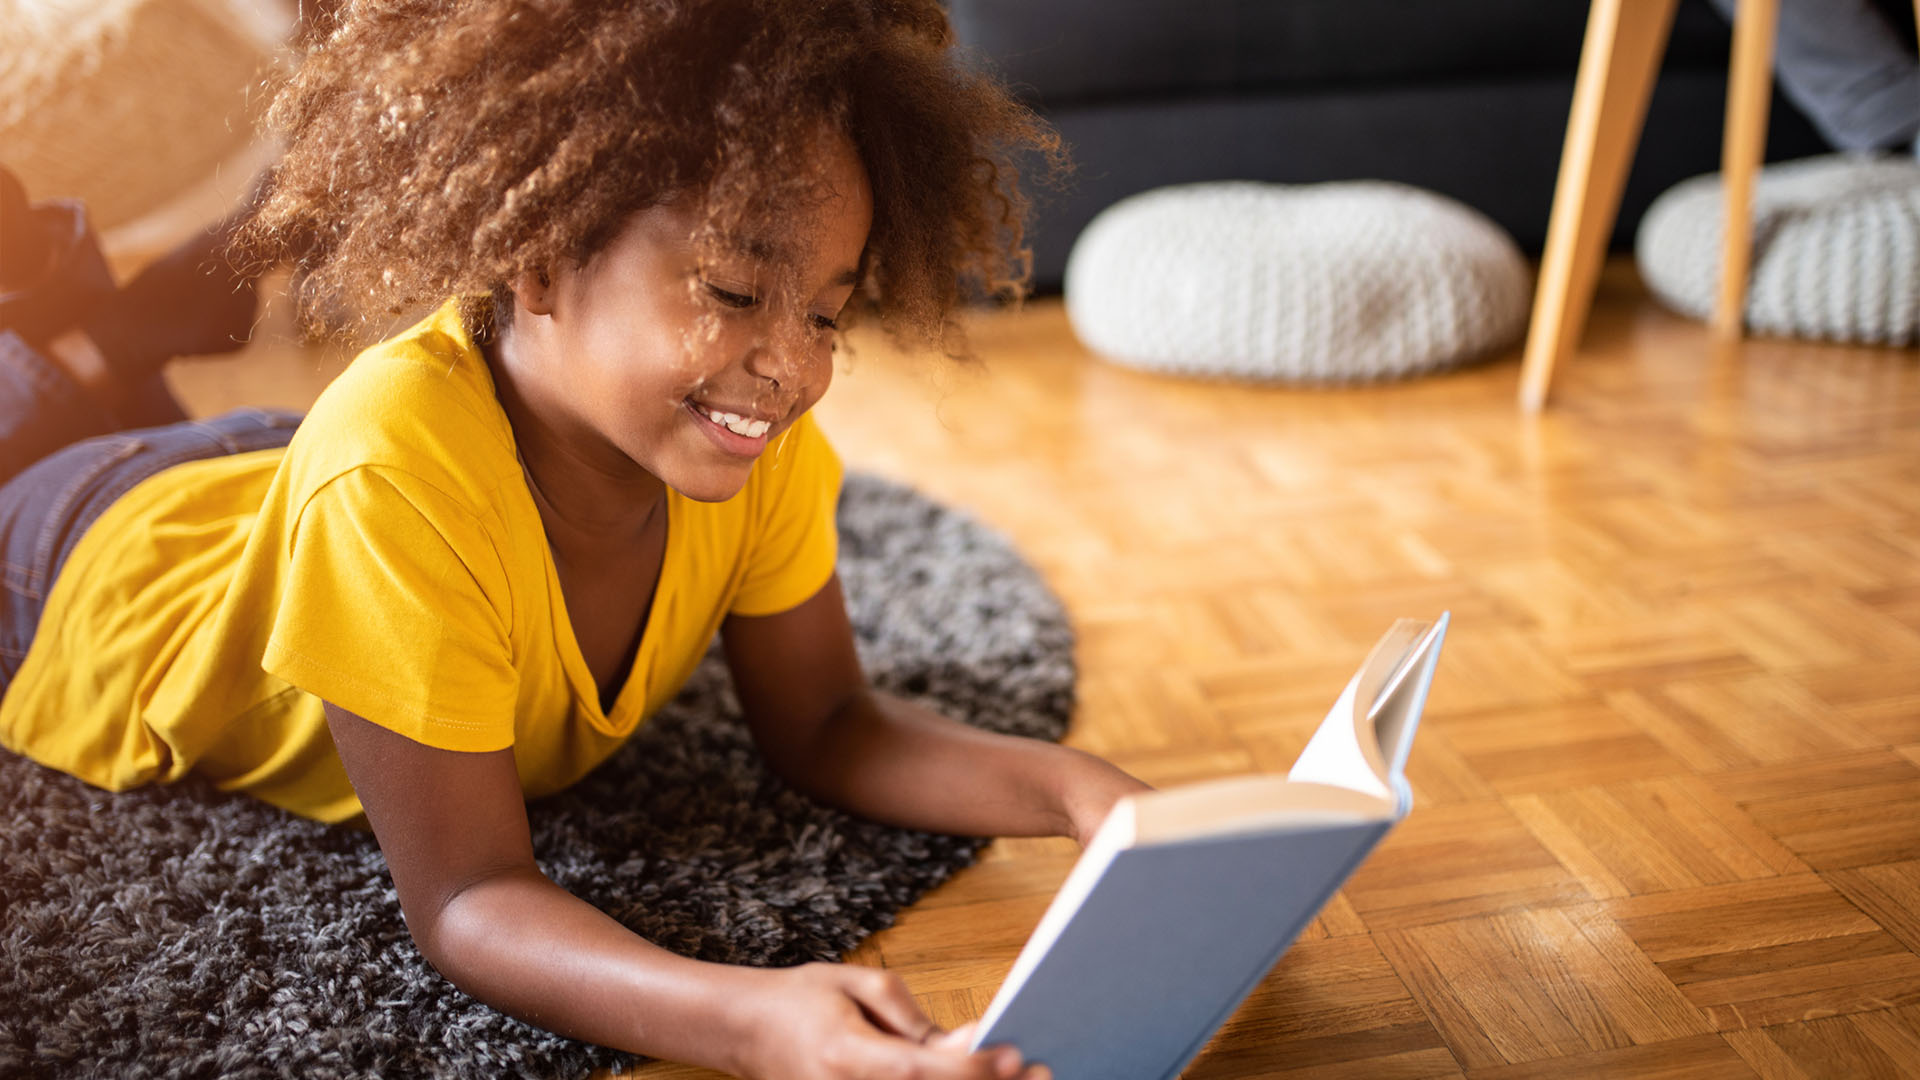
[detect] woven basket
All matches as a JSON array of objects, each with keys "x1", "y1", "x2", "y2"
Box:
[{"x1": 0, "y1": 0, "x2": 284, "y2": 230}]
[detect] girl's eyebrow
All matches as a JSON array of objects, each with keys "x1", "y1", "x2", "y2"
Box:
[{"x1": 723, "y1": 235, "x2": 858, "y2": 288}]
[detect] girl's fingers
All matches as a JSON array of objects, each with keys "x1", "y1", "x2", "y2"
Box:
[
  {"x1": 922, "y1": 1020, "x2": 1045, "y2": 1080},
  {"x1": 837, "y1": 969, "x2": 1030, "y2": 1078},
  {"x1": 844, "y1": 1032, "x2": 1024, "y2": 1080},
  {"x1": 841, "y1": 966, "x2": 940, "y2": 1044},
  {"x1": 928, "y1": 1021, "x2": 980, "y2": 1052}
]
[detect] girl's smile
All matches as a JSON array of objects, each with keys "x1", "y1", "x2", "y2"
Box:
[{"x1": 685, "y1": 398, "x2": 778, "y2": 456}]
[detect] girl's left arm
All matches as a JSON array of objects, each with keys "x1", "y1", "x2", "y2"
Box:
[{"x1": 722, "y1": 574, "x2": 1152, "y2": 846}]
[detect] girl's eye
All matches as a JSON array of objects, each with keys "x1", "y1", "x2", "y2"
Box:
[
  {"x1": 706, "y1": 282, "x2": 756, "y2": 308},
  {"x1": 706, "y1": 278, "x2": 836, "y2": 331}
]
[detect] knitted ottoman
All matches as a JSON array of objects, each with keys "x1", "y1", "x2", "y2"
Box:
[
  {"x1": 1063, "y1": 181, "x2": 1532, "y2": 381},
  {"x1": 1637, "y1": 154, "x2": 1920, "y2": 346}
]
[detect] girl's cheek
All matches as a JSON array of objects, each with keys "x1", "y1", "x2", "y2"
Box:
[
  {"x1": 792, "y1": 340, "x2": 837, "y2": 405},
  {"x1": 669, "y1": 312, "x2": 733, "y2": 387}
]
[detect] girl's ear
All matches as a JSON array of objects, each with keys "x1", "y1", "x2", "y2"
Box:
[{"x1": 508, "y1": 269, "x2": 555, "y2": 317}]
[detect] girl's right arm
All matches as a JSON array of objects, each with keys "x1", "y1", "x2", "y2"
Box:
[{"x1": 324, "y1": 702, "x2": 1038, "y2": 1080}]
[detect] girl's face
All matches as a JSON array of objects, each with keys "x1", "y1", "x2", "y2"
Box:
[{"x1": 500, "y1": 130, "x2": 872, "y2": 504}]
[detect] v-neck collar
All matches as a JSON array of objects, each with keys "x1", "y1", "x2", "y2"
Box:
[{"x1": 541, "y1": 493, "x2": 677, "y2": 734}]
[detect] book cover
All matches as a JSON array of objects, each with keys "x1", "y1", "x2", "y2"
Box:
[{"x1": 969, "y1": 614, "x2": 1450, "y2": 1079}]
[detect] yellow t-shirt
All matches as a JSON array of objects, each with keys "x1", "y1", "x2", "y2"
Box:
[{"x1": 0, "y1": 301, "x2": 842, "y2": 824}]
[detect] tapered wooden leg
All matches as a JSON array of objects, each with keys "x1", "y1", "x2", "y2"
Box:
[
  {"x1": 1713, "y1": 0, "x2": 1780, "y2": 339},
  {"x1": 1519, "y1": 0, "x2": 1682, "y2": 412}
]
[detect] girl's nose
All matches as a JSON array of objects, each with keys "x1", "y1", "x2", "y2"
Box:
[{"x1": 743, "y1": 328, "x2": 821, "y2": 391}]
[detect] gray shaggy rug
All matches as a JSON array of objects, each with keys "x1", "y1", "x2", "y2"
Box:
[{"x1": 0, "y1": 473, "x2": 1075, "y2": 1080}]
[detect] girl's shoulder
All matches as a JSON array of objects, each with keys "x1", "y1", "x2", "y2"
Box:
[{"x1": 281, "y1": 301, "x2": 519, "y2": 521}]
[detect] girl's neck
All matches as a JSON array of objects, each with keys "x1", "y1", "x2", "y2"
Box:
[{"x1": 484, "y1": 332, "x2": 668, "y2": 546}]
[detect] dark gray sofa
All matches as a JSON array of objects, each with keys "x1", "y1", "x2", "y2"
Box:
[{"x1": 947, "y1": 0, "x2": 1854, "y2": 292}]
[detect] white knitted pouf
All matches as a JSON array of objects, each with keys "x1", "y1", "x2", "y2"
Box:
[
  {"x1": 1063, "y1": 181, "x2": 1532, "y2": 381},
  {"x1": 1636, "y1": 154, "x2": 1920, "y2": 346}
]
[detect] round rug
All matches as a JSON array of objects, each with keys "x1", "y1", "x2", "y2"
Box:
[
  {"x1": 1064, "y1": 181, "x2": 1532, "y2": 382},
  {"x1": 1636, "y1": 154, "x2": 1920, "y2": 346},
  {"x1": 0, "y1": 472, "x2": 1075, "y2": 1080}
]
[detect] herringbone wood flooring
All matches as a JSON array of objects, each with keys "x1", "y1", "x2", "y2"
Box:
[{"x1": 174, "y1": 261, "x2": 1920, "y2": 1079}]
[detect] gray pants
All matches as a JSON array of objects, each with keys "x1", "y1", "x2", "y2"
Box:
[{"x1": 1708, "y1": 0, "x2": 1920, "y2": 152}]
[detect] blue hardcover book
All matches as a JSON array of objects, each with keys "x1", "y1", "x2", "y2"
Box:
[{"x1": 970, "y1": 614, "x2": 1450, "y2": 1080}]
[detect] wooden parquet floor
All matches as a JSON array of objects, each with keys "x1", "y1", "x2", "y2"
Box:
[{"x1": 173, "y1": 262, "x2": 1920, "y2": 1078}]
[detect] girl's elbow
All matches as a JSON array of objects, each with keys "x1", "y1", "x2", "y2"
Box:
[{"x1": 402, "y1": 866, "x2": 535, "y2": 984}]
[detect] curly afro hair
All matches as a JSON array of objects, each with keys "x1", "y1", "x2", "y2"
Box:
[{"x1": 241, "y1": 0, "x2": 1062, "y2": 356}]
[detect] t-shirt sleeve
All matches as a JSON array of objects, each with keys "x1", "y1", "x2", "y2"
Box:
[
  {"x1": 729, "y1": 414, "x2": 845, "y2": 617},
  {"x1": 262, "y1": 465, "x2": 519, "y2": 752}
]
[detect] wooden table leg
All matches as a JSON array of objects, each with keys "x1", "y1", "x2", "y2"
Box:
[
  {"x1": 1518, "y1": 0, "x2": 1682, "y2": 413},
  {"x1": 1713, "y1": 0, "x2": 1780, "y2": 339}
]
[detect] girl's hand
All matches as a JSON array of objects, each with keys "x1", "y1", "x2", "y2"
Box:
[
  {"x1": 1059, "y1": 754, "x2": 1156, "y2": 848},
  {"x1": 734, "y1": 963, "x2": 1049, "y2": 1080}
]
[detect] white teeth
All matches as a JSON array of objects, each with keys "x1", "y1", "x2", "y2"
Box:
[{"x1": 696, "y1": 404, "x2": 771, "y2": 439}]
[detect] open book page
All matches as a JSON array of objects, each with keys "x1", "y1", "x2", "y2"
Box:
[
  {"x1": 1284, "y1": 674, "x2": 1390, "y2": 799},
  {"x1": 1285, "y1": 616, "x2": 1444, "y2": 806}
]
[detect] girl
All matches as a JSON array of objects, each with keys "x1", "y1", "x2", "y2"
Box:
[{"x1": 0, "y1": 2, "x2": 1151, "y2": 1077}]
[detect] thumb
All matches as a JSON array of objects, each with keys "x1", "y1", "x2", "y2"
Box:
[{"x1": 928, "y1": 1021, "x2": 981, "y2": 1053}]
